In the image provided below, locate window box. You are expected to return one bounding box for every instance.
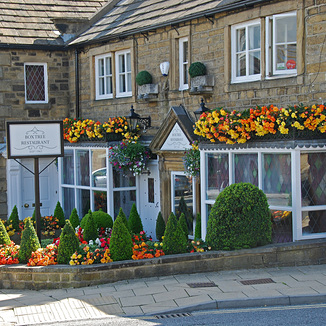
[137,83,158,100]
[190,75,214,94]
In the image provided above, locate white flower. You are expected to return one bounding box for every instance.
[89,240,94,245]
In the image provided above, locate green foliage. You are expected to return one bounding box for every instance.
[128,204,143,234]
[18,217,41,263]
[179,213,188,240]
[110,214,133,261]
[8,205,19,231]
[93,210,113,230]
[57,220,80,264]
[83,210,98,243]
[176,196,193,231]
[206,183,272,251]
[155,211,165,241]
[54,201,65,227]
[0,219,11,245]
[189,61,206,78]
[117,207,129,230]
[162,212,188,255]
[31,209,36,223]
[136,70,152,86]
[69,208,80,229]
[194,213,201,240]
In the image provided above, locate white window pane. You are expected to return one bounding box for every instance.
[119,54,125,73]
[98,58,104,76]
[99,77,105,95]
[236,53,246,76]
[120,74,125,92]
[276,45,296,70]
[249,51,260,75]
[276,16,297,43]
[183,64,188,84]
[127,72,132,92]
[237,28,246,52]
[105,57,111,75]
[106,76,112,94]
[126,53,131,72]
[249,25,260,50]
[183,41,188,62]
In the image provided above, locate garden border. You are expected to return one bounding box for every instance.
[1,239,326,290]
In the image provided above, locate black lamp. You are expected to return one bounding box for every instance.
[194,98,209,121]
[128,105,151,131]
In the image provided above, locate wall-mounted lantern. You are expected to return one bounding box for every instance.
[128,105,151,131]
[194,98,209,121]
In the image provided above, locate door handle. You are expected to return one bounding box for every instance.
[24,203,29,208]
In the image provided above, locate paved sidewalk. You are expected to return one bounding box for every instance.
[1,264,326,325]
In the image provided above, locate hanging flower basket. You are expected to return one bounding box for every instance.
[183,141,200,177]
[108,141,151,175]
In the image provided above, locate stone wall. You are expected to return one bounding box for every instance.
[0,239,325,290]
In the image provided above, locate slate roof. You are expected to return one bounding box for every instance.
[70,0,271,45]
[0,0,108,46]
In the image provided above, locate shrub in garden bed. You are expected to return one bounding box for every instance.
[83,210,98,243]
[69,244,112,265]
[206,182,272,250]
[54,201,65,228]
[155,211,165,241]
[128,203,143,234]
[8,205,20,232]
[69,208,80,229]
[0,219,11,245]
[0,242,19,264]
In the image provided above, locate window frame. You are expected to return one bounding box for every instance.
[266,11,297,78]
[24,62,48,104]
[231,19,261,83]
[95,53,113,100]
[179,37,189,91]
[115,49,132,98]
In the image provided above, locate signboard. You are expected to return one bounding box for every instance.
[161,122,191,151]
[7,121,64,159]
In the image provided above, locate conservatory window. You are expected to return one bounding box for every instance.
[234,153,258,186]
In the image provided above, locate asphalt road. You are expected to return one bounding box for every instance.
[35,303,326,326]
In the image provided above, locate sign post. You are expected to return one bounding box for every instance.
[6,121,64,242]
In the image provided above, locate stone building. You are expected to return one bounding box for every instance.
[1,0,326,242]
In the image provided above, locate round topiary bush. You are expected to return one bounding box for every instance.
[128,203,143,234]
[57,220,80,264]
[136,70,152,86]
[206,183,272,251]
[18,217,41,263]
[93,210,113,230]
[110,214,133,261]
[189,62,207,78]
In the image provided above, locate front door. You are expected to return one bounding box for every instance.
[139,161,160,240]
[21,158,59,219]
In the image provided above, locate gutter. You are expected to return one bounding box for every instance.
[0,43,67,51]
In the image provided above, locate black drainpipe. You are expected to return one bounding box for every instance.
[75,48,80,119]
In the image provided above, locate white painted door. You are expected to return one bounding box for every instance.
[139,162,160,240]
[21,158,59,219]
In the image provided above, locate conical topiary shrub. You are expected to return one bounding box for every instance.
[194,213,201,240]
[69,208,80,229]
[110,214,133,261]
[8,205,19,231]
[54,201,65,228]
[176,196,193,230]
[162,212,188,255]
[179,213,188,241]
[57,220,80,264]
[155,211,165,241]
[116,207,129,231]
[18,217,41,263]
[0,219,11,245]
[128,203,143,234]
[83,210,98,243]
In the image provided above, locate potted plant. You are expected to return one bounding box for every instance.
[136,71,158,99]
[189,62,214,93]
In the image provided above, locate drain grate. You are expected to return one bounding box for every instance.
[187,282,217,288]
[155,313,192,319]
[240,278,275,285]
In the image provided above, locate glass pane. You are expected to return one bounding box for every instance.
[92,149,106,188]
[114,190,136,218]
[113,168,136,188]
[236,53,246,76]
[76,150,90,186]
[98,58,104,76]
[249,51,260,75]
[183,63,188,84]
[25,65,45,101]
[183,41,188,62]
[276,16,297,43]
[302,210,326,235]
[119,54,125,73]
[105,57,111,74]
[119,74,125,92]
[148,178,154,203]
[127,72,132,92]
[77,188,90,219]
[99,77,104,95]
[236,28,246,52]
[94,190,107,212]
[271,209,292,243]
[106,76,112,94]
[126,52,131,71]
[206,153,229,200]
[248,24,260,50]
[301,153,326,207]
[62,187,74,222]
[263,153,291,206]
[234,154,258,186]
[174,175,193,236]
[62,149,74,185]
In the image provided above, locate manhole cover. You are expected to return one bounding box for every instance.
[240,278,275,285]
[155,313,192,319]
[187,282,217,288]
